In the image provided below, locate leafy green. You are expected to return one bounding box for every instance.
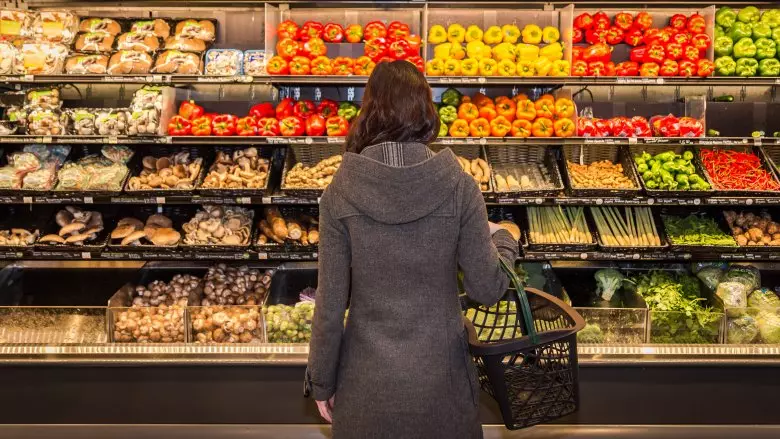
[663,214,737,246]
[595,268,624,301]
[577,323,605,343]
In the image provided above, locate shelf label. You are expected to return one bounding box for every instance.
[40,136,52,143]
[236,197,251,204]
[156,197,166,204]
[22,75,34,81]
[754,137,763,146]
[23,196,32,204]
[615,77,663,85]
[83,196,93,204]
[257,252,268,260]
[81,252,91,259]
[106,136,118,144]
[326,137,344,144]
[261,196,272,204]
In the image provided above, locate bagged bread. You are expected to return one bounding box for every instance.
[152,50,201,74]
[75,32,115,53]
[131,19,170,39]
[65,53,108,74]
[107,50,153,75]
[78,17,121,35]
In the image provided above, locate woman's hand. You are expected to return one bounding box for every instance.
[316,395,335,423]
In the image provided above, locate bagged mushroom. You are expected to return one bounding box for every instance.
[13,42,68,74]
[26,108,67,136]
[33,10,78,44]
[95,108,128,136]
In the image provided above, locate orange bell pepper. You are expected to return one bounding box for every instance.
[553,117,575,137]
[494,96,511,105]
[511,119,532,137]
[489,116,512,137]
[461,96,471,104]
[472,92,493,108]
[539,93,555,102]
[478,106,497,122]
[457,103,479,122]
[515,99,536,121]
[496,100,516,122]
[534,98,554,119]
[512,93,529,103]
[469,118,491,137]
[554,98,575,119]
[449,119,470,137]
[532,117,554,137]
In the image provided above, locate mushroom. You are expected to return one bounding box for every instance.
[121,230,146,246]
[59,222,85,237]
[39,234,66,244]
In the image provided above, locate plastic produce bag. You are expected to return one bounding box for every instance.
[757,309,780,344]
[727,312,759,344]
[695,264,726,292]
[13,42,68,74]
[263,302,314,343]
[26,87,61,109]
[716,265,760,312]
[0,42,17,74]
[748,288,780,310]
[32,11,78,44]
[26,108,66,135]
[67,108,97,135]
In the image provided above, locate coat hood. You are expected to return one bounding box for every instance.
[329,146,462,225]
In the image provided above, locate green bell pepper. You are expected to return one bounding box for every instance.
[728,22,753,40]
[759,58,780,76]
[715,25,725,39]
[337,102,359,121]
[761,9,780,29]
[440,88,462,107]
[716,7,737,29]
[752,22,773,39]
[773,27,780,46]
[714,36,734,56]
[733,37,757,58]
[438,105,458,124]
[737,6,761,24]
[438,121,449,137]
[736,58,759,76]
[715,56,737,76]
[755,37,777,59]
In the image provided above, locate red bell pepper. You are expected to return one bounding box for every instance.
[364,21,387,40]
[592,12,610,30]
[643,44,665,64]
[678,60,697,77]
[387,21,410,41]
[178,100,203,121]
[289,56,311,75]
[191,116,212,136]
[587,61,607,76]
[406,55,424,73]
[326,116,349,136]
[293,100,316,119]
[212,115,237,136]
[345,24,363,43]
[388,39,410,59]
[594,118,612,137]
[277,20,300,41]
[364,37,388,61]
[614,13,634,31]
[323,23,344,43]
[405,34,421,55]
[576,118,597,136]
[639,62,659,77]
[299,21,324,42]
[669,14,687,30]
[651,114,680,137]
[609,116,634,136]
[276,98,295,119]
[615,61,639,76]
[682,44,700,62]
[679,117,703,137]
[696,59,714,77]
[572,28,583,44]
[311,56,333,75]
[687,14,705,35]
[630,116,651,137]
[659,59,678,76]
[573,13,594,30]
[332,57,354,75]
[317,99,339,118]
[585,28,607,45]
[257,117,280,136]
[634,12,653,31]
[276,38,300,60]
[643,28,661,45]
[572,46,584,62]
[302,37,327,58]
[279,116,304,137]
[604,26,624,45]
[249,102,275,119]
[623,27,643,46]
[236,116,257,136]
[665,42,683,61]
[571,60,588,76]
[167,115,192,136]
[656,28,674,44]
[305,114,326,136]
[673,32,691,45]
[691,34,710,51]
[605,61,616,76]
[583,43,612,63]
[629,46,646,63]
[266,56,289,75]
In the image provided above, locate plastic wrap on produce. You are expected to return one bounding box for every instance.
[106,50,153,75]
[94,108,129,136]
[163,36,206,52]
[74,32,115,53]
[0,9,33,40]
[78,17,122,36]
[204,49,242,76]
[33,10,78,44]
[0,41,17,74]
[66,108,97,135]
[174,19,216,41]
[264,302,314,343]
[243,50,266,76]
[64,53,108,74]
[152,50,201,74]
[716,265,760,311]
[26,108,67,136]
[116,32,160,52]
[25,87,61,109]
[130,19,170,39]
[13,42,67,74]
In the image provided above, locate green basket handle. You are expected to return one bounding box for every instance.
[499,257,539,345]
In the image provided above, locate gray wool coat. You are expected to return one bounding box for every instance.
[308,142,519,439]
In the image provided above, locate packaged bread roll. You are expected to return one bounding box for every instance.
[75,32,115,53]
[131,19,170,39]
[164,36,205,52]
[107,50,153,75]
[65,53,109,74]
[116,32,160,52]
[78,17,122,36]
[152,50,201,74]
[174,19,215,41]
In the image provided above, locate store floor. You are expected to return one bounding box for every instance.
[2,425,780,438]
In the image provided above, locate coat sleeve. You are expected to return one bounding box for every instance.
[307,196,351,401]
[457,180,519,306]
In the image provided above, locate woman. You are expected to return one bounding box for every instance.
[307,60,519,439]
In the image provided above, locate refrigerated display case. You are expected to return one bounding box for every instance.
[2,0,780,435]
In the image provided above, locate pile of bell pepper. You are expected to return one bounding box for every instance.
[577,113,703,138]
[714,6,780,77]
[268,19,422,75]
[166,99,359,137]
[437,88,575,138]
[425,23,569,77]
[572,11,714,77]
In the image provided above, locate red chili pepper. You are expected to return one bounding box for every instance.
[211,114,237,136]
[167,115,192,136]
[236,116,257,136]
[323,23,344,43]
[700,149,780,191]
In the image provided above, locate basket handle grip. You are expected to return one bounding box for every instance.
[499,257,539,345]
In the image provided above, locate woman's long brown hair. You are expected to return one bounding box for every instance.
[345,61,439,153]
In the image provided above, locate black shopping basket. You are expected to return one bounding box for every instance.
[462,258,586,430]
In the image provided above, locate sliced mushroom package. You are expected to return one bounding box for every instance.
[181,205,253,247]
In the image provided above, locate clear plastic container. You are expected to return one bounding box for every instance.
[204,49,242,76]
[13,42,67,74]
[190,305,266,343]
[263,301,314,343]
[575,307,648,344]
[649,310,724,344]
[0,306,107,344]
[243,50,266,76]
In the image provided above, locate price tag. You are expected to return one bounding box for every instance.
[83,196,94,204]
[81,252,91,259]
[647,198,654,205]
[266,137,287,144]
[261,196,272,204]
[628,137,638,144]
[41,136,52,143]
[257,252,268,260]
[595,198,604,205]
[327,137,344,144]
[23,75,33,81]
[149,75,163,83]
[477,77,487,84]
[23,196,32,204]
[579,253,588,260]
[754,137,763,146]
[156,197,166,204]
[236,197,251,204]
[106,136,118,144]
[746,198,754,205]
[317,197,322,204]
[535,198,544,204]
[305,137,314,144]
[693,198,701,205]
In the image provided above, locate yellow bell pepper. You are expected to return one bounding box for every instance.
[533,57,552,76]
[480,45,493,59]
[426,59,444,76]
[428,25,447,44]
[447,24,465,43]
[433,43,452,61]
[466,40,487,59]
[497,59,517,76]
[492,42,516,62]
[549,60,570,76]
[539,42,563,62]
[521,24,542,44]
[516,60,535,76]
[501,24,520,44]
[483,26,503,45]
[515,43,540,62]
[449,41,466,60]
[443,58,461,76]
[465,25,483,43]
[478,58,498,76]
[461,58,479,76]
[542,26,560,44]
